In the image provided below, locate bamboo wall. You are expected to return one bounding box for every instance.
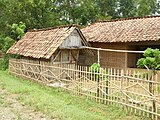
[90,42,128,68]
[9,58,160,120]
[78,49,96,66]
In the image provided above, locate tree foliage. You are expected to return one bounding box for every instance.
[137,48,160,73]
[0,22,26,70]
[8,22,26,40]
[0,0,159,34]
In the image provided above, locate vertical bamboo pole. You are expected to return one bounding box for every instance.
[115,69,119,107]
[143,72,147,117]
[96,66,100,102]
[125,69,129,113]
[120,69,124,109]
[107,68,110,105]
[97,49,100,64]
[89,67,94,100]
[147,71,150,118]
[148,72,156,119]
[113,68,116,106]
[110,68,113,105]
[155,73,158,120]
[77,65,80,95]
[80,65,82,96]
[106,67,109,104]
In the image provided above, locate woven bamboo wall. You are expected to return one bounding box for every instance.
[90,42,128,68]
[78,49,96,66]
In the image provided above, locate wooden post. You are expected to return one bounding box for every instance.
[97,49,100,64]
[124,52,127,72]
[96,66,100,102]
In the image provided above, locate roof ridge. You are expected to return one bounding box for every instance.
[28,24,79,32]
[97,15,160,23]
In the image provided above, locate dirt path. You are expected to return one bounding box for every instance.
[0,88,50,120]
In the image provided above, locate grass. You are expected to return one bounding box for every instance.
[0,70,144,120]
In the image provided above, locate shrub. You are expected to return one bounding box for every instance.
[137,48,160,71]
[90,63,100,73]
[0,54,9,70]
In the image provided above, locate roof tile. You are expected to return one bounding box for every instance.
[81,16,160,43]
[7,26,78,59]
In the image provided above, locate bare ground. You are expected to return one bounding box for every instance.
[0,88,51,120]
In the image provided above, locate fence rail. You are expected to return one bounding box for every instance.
[9,58,160,119]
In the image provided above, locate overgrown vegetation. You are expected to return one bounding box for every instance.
[0,22,26,70]
[0,70,143,120]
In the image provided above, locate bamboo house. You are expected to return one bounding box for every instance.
[7,25,95,67]
[81,16,160,68]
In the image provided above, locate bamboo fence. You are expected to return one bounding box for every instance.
[9,58,160,120]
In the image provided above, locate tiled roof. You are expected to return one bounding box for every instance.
[7,25,81,59]
[81,16,160,43]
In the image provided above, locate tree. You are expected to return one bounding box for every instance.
[118,0,136,18]
[56,0,101,25]
[95,0,118,19]
[0,36,15,70]
[0,0,61,34]
[134,0,157,16]
[0,22,26,70]
[8,22,26,40]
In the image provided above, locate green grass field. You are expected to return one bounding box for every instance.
[0,70,145,120]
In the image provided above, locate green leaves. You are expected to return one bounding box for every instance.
[90,63,101,80]
[143,48,153,57]
[0,0,159,32]
[137,48,160,71]
[134,0,157,16]
[90,63,100,73]
[137,58,146,68]
[3,37,15,52]
[10,22,26,40]
[0,22,25,70]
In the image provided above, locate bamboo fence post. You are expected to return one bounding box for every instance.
[89,67,91,100]
[110,68,113,105]
[125,69,129,113]
[155,73,158,120]
[97,49,100,64]
[120,69,124,109]
[77,64,79,95]
[40,61,42,82]
[105,67,108,104]
[97,67,100,102]
[149,72,156,119]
